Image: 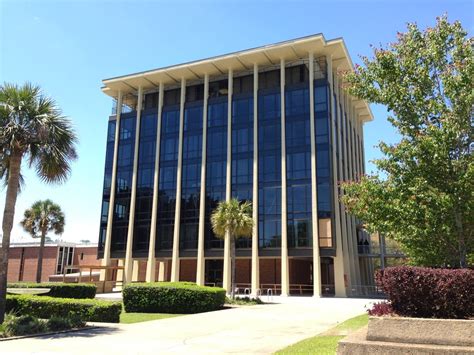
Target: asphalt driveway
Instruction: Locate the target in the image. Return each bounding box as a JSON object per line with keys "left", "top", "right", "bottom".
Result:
{"left": 0, "top": 297, "right": 376, "bottom": 354}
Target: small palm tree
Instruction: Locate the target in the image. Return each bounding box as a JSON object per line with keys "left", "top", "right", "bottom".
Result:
{"left": 21, "top": 200, "right": 65, "bottom": 283}
{"left": 0, "top": 83, "right": 77, "bottom": 323}
{"left": 211, "top": 198, "right": 253, "bottom": 299}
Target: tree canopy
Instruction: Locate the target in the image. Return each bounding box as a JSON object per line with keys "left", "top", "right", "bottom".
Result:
{"left": 341, "top": 16, "right": 473, "bottom": 267}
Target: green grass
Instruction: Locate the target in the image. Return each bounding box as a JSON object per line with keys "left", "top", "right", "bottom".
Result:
{"left": 275, "top": 314, "right": 368, "bottom": 355}
{"left": 119, "top": 312, "right": 182, "bottom": 324}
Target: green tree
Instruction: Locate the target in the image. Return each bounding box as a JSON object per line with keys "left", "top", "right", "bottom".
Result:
{"left": 211, "top": 198, "right": 253, "bottom": 298}
{"left": 20, "top": 200, "right": 65, "bottom": 283}
{"left": 341, "top": 16, "right": 473, "bottom": 267}
{"left": 0, "top": 83, "right": 77, "bottom": 323}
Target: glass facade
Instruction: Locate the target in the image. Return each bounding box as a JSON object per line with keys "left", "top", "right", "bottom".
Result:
{"left": 180, "top": 103, "right": 203, "bottom": 250}
{"left": 155, "top": 106, "right": 180, "bottom": 251}
{"left": 111, "top": 114, "right": 136, "bottom": 254}
{"left": 258, "top": 73, "right": 282, "bottom": 248}
{"left": 133, "top": 110, "right": 158, "bottom": 254}
{"left": 98, "top": 120, "right": 116, "bottom": 254}
{"left": 205, "top": 97, "right": 227, "bottom": 249}
{"left": 100, "top": 63, "right": 364, "bottom": 260}
{"left": 232, "top": 79, "right": 254, "bottom": 249}
{"left": 315, "top": 81, "right": 333, "bottom": 248}
{"left": 285, "top": 69, "right": 312, "bottom": 248}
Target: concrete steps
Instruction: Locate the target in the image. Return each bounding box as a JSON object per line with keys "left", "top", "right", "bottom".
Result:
{"left": 338, "top": 326, "right": 474, "bottom": 354}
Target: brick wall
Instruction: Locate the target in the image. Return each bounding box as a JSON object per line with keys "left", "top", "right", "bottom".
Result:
{"left": 259, "top": 258, "right": 281, "bottom": 285}
{"left": 179, "top": 259, "right": 197, "bottom": 282}
{"left": 8, "top": 245, "right": 100, "bottom": 283}
{"left": 7, "top": 248, "right": 23, "bottom": 282}
{"left": 74, "top": 247, "right": 100, "bottom": 267}
{"left": 235, "top": 259, "right": 251, "bottom": 284}
{"left": 289, "top": 258, "right": 312, "bottom": 285}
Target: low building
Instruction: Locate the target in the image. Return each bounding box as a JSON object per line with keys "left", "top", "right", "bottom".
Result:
{"left": 7, "top": 242, "right": 100, "bottom": 283}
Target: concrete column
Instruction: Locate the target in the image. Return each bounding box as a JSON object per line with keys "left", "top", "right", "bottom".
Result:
{"left": 158, "top": 260, "right": 166, "bottom": 282}
{"left": 334, "top": 73, "right": 353, "bottom": 295}
{"left": 132, "top": 260, "right": 140, "bottom": 282}
{"left": 223, "top": 69, "right": 233, "bottom": 293}
{"left": 171, "top": 78, "right": 186, "bottom": 282}
{"left": 280, "top": 58, "right": 289, "bottom": 297}
{"left": 343, "top": 91, "right": 359, "bottom": 292}
{"left": 124, "top": 86, "right": 144, "bottom": 284}
{"left": 146, "top": 83, "right": 164, "bottom": 283}
{"left": 196, "top": 74, "right": 209, "bottom": 285}
{"left": 117, "top": 259, "right": 124, "bottom": 283}
{"left": 101, "top": 91, "right": 123, "bottom": 281}
{"left": 349, "top": 107, "right": 362, "bottom": 287}
{"left": 308, "top": 53, "right": 322, "bottom": 297}
{"left": 251, "top": 63, "right": 260, "bottom": 297}
{"left": 327, "top": 56, "right": 346, "bottom": 297}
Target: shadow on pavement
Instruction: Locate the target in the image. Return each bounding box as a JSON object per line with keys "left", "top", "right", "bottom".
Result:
{"left": 35, "top": 326, "right": 122, "bottom": 340}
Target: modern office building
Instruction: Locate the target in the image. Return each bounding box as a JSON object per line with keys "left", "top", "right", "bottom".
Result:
{"left": 98, "top": 34, "right": 375, "bottom": 297}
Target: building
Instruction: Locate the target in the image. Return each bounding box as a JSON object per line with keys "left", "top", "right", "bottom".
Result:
{"left": 98, "top": 34, "right": 375, "bottom": 297}
{"left": 7, "top": 242, "right": 99, "bottom": 283}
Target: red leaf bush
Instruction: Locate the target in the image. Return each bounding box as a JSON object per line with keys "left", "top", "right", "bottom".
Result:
{"left": 375, "top": 266, "right": 474, "bottom": 319}
{"left": 367, "top": 301, "right": 394, "bottom": 316}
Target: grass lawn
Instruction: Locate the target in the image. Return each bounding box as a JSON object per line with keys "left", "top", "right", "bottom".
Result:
{"left": 275, "top": 314, "right": 368, "bottom": 355}
{"left": 120, "top": 312, "right": 182, "bottom": 324}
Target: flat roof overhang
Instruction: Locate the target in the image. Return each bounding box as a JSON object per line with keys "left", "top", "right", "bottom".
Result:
{"left": 101, "top": 33, "right": 373, "bottom": 122}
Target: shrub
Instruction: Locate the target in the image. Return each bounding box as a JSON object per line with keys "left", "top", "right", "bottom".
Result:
{"left": 367, "top": 302, "right": 394, "bottom": 316}
{"left": 376, "top": 266, "right": 474, "bottom": 319}
{"left": 225, "top": 296, "right": 263, "bottom": 305}
{"left": 8, "top": 282, "right": 96, "bottom": 299}
{"left": 6, "top": 295, "right": 122, "bottom": 323}
{"left": 3, "top": 314, "right": 47, "bottom": 337}
{"left": 123, "top": 282, "right": 226, "bottom": 314}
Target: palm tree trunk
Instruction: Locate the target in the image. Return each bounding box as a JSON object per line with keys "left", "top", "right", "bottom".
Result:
{"left": 36, "top": 232, "right": 46, "bottom": 283}
{"left": 231, "top": 236, "right": 236, "bottom": 300}
{"left": 0, "top": 152, "right": 22, "bottom": 324}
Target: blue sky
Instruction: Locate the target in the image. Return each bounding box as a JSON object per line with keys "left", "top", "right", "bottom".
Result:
{"left": 1, "top": 0, "right": 472, "bottom": 243}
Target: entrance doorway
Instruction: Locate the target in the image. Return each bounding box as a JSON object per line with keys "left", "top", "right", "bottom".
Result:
{"left": 321, "top": 257, "right": 335, "bottom": 296}
{"left": 205, "top": 259, "right": 223, "bottom": 287}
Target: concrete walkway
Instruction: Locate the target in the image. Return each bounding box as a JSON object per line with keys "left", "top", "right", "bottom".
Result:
{"left": 0, "top": 297, "right": 377, "bottom": 354}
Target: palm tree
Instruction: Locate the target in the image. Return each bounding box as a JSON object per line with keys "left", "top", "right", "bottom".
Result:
{"left": 211, "top": 198, "right": 253, "bottom": 299}
{"left": 20, "top": 200, "right": 65, "bottom": 283}
{"left": 0, "top": 83, "right": 77, "bottom": 323}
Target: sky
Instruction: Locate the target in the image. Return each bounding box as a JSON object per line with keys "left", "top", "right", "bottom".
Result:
{"left": 1, "top": 0, "right": 473, "bottom": 244}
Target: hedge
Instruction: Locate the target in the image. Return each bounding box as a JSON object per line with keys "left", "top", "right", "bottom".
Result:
{"left": 6, "top": 295, "right": 122, "bottom": 323}
{"left": 376, "top": 266, "right": 474, "bottom": 319}
{"left": 8, "top": 283, "right": 96, "bottom": 299}
{"left": 123, "top": 282, "right": 226, "bottom": 314}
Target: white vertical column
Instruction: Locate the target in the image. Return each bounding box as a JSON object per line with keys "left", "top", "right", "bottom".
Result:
{"left": 251, "top": 63, "right": 260, "bottom": 296}
{"left": 349, "top": 106, "right": 361, "bottom": 287}
{"left": 124, "top": 86, "right": 144, "bottom": 284}
{"left": 101, "top": 91, "right": 123, "bottom": 280}
{"left": 196, "top": 74, "right": 209, "bottom": 286}
{"left": 223, "top": 69, "right": 233, "bottom": 293}
{"left": 146, "top": 83, "right": 164, "bottom": 282}
{"left": 171, "top": 78, "right": 186, "bottom": 282}
{"left": 280, "top": 58, "right": 289, "bottom": 297}
{"left": 342, "top": 90, "right": 357, "bottom": 292}
{"left": 327, "top": 56, "right": 347, "bottom": 297}
{"left": 309, "top": 53, "right": 322, "bottom": 297}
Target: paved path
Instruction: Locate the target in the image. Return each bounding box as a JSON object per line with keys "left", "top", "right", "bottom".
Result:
{"left": 0, "top": 297, "right": 377, "bottom": 354}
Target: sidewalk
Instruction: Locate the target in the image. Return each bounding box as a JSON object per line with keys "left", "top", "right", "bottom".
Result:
{"left": 0, "top": 297, "right": 378, "bottom": 354}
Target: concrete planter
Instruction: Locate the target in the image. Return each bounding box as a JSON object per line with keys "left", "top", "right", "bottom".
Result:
{"left": 367, "top": 316, "right": 474, "bottom": 347}
{"left": 338, "top": 316, "right": 474, "bottom": 354}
